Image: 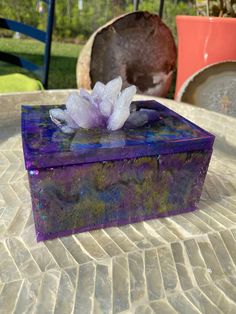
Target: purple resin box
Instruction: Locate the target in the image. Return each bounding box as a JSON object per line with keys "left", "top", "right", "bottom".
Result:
{"left": 21, "top": 100, "right": 214, "bottom": 241}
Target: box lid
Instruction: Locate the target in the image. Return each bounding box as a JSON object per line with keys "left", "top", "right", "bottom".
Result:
{"left": 21, "top": 100, "right": 214, "bottom": 170}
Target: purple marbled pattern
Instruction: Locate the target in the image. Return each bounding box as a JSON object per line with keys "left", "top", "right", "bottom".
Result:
{"left": 28, "top": 151, "right": 212, "bottom": 242}
{"left": 21, "top": 100, "right": 215, "bottom": 241}
{"left": 21, "top": 101, "right": 214, "bottom": 170}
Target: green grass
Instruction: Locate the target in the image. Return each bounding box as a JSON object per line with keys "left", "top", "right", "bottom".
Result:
{"left": 0, "top": 38, "right": 176, "bottom": 98}
{"left": 0, "top": 38, "right": 83, "bottom": 89}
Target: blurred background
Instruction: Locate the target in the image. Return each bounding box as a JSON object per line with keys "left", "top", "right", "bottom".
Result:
{"left": 0, "top": 0, "right": 195, "bottom": 91}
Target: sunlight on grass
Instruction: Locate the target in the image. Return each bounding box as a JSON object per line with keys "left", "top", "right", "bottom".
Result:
{"left": 0, "top": 38, "right": 83, "bottom": 89}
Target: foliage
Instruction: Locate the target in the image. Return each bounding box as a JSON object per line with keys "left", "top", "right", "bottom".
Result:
{"left": 0, "top": 38, "right": 83, "bottom": 89}
{"left": 163, "top": 0, "right": 195, "bottom": 39}
{"left": 196, "top": 0, "right": 236, "bottom": 16}
{"left": 0, "top": 0, "right": 40, "bottom": 25}
{"left": 0, "top": 0, "right": 195, "bottom": 41}
{"left": 209, "top": 0, "right": 236, "bottom": 17}
{"left": 0, "top": 0, "right": 196, "bottom": 98}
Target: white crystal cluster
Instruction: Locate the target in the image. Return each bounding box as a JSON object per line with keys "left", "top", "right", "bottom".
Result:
{"left": 49, "top": 77, "right": 137, "bottom": 133}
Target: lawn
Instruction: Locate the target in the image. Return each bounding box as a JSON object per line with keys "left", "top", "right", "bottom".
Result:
{"left": 0, "top": 37, "right": 176, "bottom": 98}
{"left": 0, "top": 38, "right": 83, "bottom": 89}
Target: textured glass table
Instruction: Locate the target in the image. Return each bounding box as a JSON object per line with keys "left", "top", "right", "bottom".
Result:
{"left": 0, "top": 90, "right": 236, "bottom": 314}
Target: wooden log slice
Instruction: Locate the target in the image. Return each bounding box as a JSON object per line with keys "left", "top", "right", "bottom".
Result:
{"left": 76, "top": 11, "right": 177, "bottom": 97}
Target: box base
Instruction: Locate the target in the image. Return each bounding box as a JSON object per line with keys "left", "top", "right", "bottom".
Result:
{"left": 28, "top": 150, "right": 212, "bottom": 242}
{"left": 35, "top": 205, "right": 198, "bottom": 242}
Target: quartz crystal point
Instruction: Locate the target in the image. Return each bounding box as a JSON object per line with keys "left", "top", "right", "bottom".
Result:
{"left": 107, "top": 85, "right": 137, "bottom": 131}
{"left": 49, "top": 76, "right": 137, "bottom": 132}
